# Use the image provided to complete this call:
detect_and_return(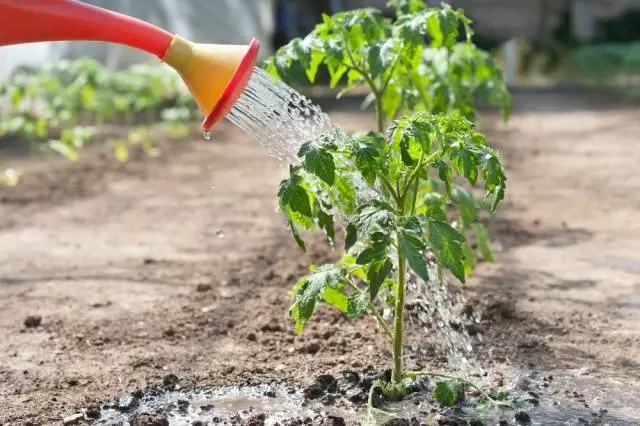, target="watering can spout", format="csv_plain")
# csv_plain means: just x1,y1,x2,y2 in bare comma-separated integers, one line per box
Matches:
0,0,260,131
